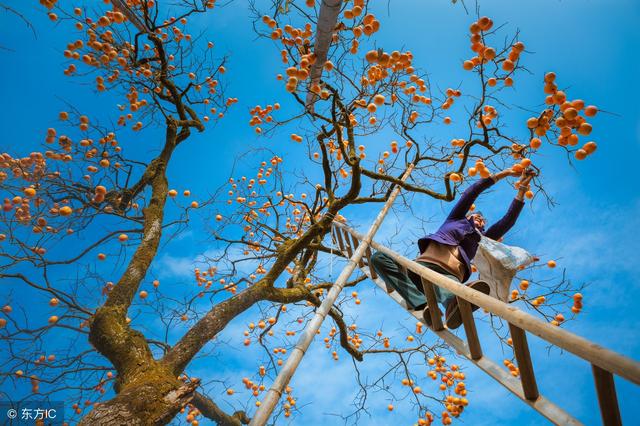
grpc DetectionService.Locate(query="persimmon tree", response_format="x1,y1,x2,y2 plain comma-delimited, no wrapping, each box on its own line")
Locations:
0,1,596,425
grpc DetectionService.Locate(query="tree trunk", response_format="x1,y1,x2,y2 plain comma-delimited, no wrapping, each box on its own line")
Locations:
79,369,197,426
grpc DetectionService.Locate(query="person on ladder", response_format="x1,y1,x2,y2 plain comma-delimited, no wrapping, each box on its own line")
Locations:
370,168,535,329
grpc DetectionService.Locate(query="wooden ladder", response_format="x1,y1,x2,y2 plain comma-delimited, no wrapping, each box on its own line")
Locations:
331,222,639,426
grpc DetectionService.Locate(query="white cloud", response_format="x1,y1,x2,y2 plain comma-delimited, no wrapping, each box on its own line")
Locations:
156,245,260,279
157,252,198,278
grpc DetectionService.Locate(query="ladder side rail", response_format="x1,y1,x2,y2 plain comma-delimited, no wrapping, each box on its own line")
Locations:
249,165,415,426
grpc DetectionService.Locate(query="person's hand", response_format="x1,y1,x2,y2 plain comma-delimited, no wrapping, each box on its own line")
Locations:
515,169,536,200
516,169,536,189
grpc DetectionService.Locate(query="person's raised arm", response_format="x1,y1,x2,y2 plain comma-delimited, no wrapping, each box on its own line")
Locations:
446,168,520,221
485,171,535,240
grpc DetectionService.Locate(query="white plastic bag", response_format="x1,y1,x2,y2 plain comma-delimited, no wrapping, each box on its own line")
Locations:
474,236,535,302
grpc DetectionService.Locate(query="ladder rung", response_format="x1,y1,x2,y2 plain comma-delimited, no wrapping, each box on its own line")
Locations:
592,364,622,426
457,297,482,360
333,226,346,253
365,246,378,279
420,277,444,331
508,323,539,400
349,234,366,268
342,229,353,257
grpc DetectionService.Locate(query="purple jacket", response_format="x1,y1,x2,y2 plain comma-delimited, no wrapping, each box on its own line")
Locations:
418,177,524,282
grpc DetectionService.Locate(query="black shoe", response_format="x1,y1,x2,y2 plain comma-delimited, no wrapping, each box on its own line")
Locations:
445,280,490,330
413,302,427,311
421,304,447,329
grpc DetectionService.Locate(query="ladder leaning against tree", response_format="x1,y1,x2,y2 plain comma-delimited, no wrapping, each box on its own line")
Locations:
249,166,639,426
329,221,639,426
249,165,416,426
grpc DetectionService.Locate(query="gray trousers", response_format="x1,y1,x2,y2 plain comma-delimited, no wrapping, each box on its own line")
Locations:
370,251,459,310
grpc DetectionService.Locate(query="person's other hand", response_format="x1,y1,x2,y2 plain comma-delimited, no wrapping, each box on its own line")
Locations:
517,169,536,188
492,168,520,181
505,168,522,177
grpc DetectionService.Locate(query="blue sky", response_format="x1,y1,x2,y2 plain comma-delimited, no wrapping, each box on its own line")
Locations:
1,0,639,425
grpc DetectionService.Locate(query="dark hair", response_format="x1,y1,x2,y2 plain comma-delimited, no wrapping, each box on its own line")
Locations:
467,211,484,218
